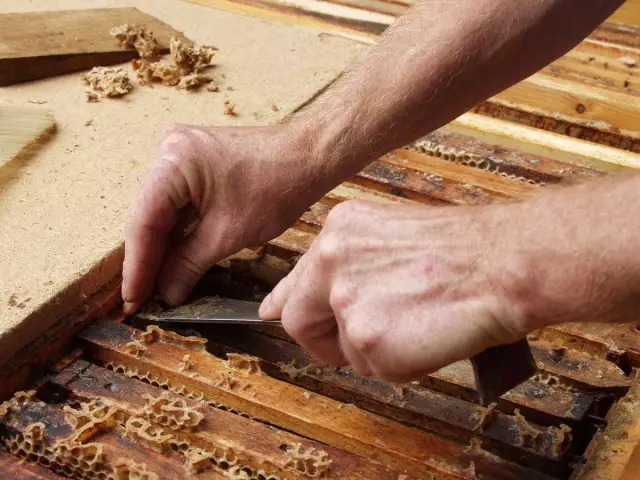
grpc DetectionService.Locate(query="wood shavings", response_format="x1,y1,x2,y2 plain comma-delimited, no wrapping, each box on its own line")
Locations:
81,67,132,100
224,101,237,116
110,24,162,59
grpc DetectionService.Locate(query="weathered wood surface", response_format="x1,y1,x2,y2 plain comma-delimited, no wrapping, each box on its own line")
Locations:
0,8,187,86
77,319,556,479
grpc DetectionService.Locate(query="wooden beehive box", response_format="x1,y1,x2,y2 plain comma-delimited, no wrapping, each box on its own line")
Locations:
1,0,640,479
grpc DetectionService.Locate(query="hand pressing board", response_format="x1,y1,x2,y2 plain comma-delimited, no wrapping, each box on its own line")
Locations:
0,8,188,86
0,0,368,368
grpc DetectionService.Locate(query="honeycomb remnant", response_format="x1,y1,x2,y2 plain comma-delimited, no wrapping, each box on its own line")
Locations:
124,339,148,357
139,325,208,351
284,443,332,478
124,416,174,452
140,392,204,430
410,140,542,185
513,409,544,448
550,423,573,458
184,446,217,474
471,402,497,432
113,458,160,480
179,354,195,372
277,359,320,380
110,24,162,59
463,438,501,463
81,67,132,99
227,353,263,375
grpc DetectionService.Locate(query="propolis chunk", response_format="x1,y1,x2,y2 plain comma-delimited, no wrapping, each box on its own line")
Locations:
170,37,218,74
471,402,497,432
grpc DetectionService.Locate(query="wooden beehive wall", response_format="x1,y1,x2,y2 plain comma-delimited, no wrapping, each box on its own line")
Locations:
1,0,640,479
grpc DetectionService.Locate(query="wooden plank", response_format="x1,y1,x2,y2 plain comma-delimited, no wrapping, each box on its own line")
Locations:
77,319,556,479
449,113,640,171
572,372,640,480
0,450,66,480
0,275,122,402
413,130,604,184
196,325,576,475
51,360,413,479
0,8,188,86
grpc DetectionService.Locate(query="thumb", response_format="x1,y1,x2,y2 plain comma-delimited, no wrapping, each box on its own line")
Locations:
157,214,235,306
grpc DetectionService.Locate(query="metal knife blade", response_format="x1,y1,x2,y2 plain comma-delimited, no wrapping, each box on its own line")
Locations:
134,296,282,326
135,296,536,404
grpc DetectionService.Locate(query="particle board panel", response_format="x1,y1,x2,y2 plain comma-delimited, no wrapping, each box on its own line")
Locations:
0,0,368,368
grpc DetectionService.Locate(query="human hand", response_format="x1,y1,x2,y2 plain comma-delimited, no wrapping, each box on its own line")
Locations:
259,200,535,383
122,123,328,314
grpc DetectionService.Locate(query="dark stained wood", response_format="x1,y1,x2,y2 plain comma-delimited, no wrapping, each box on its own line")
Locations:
77,319,556,480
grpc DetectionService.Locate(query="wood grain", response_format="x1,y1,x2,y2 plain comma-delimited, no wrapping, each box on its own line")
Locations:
0,8,187,86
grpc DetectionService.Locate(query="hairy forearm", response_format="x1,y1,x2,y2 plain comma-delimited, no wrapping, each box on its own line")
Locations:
289,0,622,190
491,172,640,328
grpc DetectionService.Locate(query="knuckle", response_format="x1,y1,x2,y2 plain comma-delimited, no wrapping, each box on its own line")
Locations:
346,321,382,355
330,282,357,311
315,232,342,267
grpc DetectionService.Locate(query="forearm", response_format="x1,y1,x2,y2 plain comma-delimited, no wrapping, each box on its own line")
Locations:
493,172,640,328
290,0,622,190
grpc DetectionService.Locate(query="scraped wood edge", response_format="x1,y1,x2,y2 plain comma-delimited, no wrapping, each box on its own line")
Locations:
0,245,124,371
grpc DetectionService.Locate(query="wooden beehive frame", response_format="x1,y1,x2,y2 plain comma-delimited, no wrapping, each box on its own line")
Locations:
1,0,640,479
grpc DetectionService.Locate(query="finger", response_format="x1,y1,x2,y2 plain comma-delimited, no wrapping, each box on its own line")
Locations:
336,321,373,376
303,322,349,367
122,161,190,314
258,250,312,320
157,213,237,306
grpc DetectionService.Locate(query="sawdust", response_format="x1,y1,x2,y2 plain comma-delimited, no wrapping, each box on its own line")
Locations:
110,24,162,59
81,67,133,100
224,100,237,116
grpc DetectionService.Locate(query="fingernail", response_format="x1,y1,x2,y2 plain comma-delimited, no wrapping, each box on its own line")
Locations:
258,294,272,319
